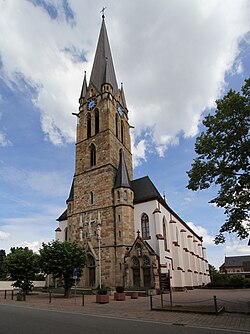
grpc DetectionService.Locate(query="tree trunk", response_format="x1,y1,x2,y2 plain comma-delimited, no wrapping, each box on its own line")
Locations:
64,287,71,298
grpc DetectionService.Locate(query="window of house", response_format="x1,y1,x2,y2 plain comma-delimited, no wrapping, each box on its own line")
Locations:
163,217,168,251
132,256,139,267
117,190,120,201
141,213,150,238
95,110,99,134
142,255,150,266
115,114,119,138
124,190,128,201
89,191,94,204
90,144,96,166
87,113,91,138
121,120,124,144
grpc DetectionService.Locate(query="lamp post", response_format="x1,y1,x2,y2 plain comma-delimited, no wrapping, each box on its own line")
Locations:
97,222,102,289
79,215,83,242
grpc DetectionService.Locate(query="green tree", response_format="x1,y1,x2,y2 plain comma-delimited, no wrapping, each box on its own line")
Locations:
4,247,40,293
187,78,250,244
39,240,86,298
0,249,6,279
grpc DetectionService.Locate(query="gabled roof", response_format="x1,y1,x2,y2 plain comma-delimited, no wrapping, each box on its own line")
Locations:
131,176,202,241
56,209,67,222
66,180,74,203
131,176,162,204
89,18,118,94
220,255,250,268
114,150,131,189
127,235,158,257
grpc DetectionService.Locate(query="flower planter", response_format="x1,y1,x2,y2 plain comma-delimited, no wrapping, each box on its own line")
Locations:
114,292,126,301
16,292,24,301
96,294,109,304
131,292,138,299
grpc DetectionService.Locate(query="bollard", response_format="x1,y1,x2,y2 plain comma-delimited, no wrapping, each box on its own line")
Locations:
213,295,218,315
49,289,52,304
23,292,26,301
150,294,153,311
82,293,84,307
11,290,14,300
4,290,7,299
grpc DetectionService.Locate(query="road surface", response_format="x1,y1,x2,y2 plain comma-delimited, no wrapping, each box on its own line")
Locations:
0,304,246,334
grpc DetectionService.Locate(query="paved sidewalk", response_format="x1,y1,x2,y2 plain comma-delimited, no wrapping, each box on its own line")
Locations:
0,289,249,332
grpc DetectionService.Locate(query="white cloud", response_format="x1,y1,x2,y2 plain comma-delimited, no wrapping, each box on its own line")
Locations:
0,131,12,147
131,133,147,167
17,240,41,253
0,161,69,197
186,221,215,245
0,231,10,240
224,240,250,255
0,0,249,158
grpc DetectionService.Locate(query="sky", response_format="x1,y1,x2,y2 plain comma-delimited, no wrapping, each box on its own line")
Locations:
0,0,249,269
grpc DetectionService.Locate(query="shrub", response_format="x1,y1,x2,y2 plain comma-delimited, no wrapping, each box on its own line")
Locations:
116,286,124,293
98,288,108,295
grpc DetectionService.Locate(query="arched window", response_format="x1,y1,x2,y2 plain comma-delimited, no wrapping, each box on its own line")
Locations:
87,254,95,287
115,114,119,138
132,256,139,267
64,227,68,241
87,113,91,138
117,190,120,201
142,256,151,287
124,190,128,202
131,256,140,287
141,213,150,238
90,144,96,166
121,120,124,144
95,110,99,135
163,217,168,251
142,255,150,266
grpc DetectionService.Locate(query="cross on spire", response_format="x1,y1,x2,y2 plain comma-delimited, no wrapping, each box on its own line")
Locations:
100,6,107,19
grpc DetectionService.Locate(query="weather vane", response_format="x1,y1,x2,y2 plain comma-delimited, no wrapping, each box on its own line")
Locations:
100,6,107,18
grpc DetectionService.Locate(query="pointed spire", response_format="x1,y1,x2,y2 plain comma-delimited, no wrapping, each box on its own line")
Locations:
66,180,74,203
89,17,118,94
80,70,87,99
114,150,131,189
121,82,127,109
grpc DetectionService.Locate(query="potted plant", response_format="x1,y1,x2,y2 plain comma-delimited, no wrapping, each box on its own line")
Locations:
114,286,126,301
96,288,109,304
131,291,138,299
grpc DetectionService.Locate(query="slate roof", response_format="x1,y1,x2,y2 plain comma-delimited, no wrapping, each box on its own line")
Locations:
66,180,74,203
131,176,163,204
220,255,250,268
57,209,67,222
57,175,202,241
114,150,131,189
131,176,202,241
80,70,87,99
89,18,118,94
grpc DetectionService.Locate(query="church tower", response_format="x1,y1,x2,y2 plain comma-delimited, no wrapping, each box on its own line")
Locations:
67,15,135,288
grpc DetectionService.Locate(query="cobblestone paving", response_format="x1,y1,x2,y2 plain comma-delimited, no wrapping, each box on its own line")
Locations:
0,289,249,332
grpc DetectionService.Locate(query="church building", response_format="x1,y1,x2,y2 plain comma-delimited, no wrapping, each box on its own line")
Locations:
56,15,210,291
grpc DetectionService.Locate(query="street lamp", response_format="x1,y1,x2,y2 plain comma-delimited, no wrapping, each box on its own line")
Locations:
79,215,83,242
97,222,102,289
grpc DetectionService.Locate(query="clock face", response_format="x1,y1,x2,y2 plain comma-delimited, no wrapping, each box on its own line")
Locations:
117,103,123,117
87,98,97,111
